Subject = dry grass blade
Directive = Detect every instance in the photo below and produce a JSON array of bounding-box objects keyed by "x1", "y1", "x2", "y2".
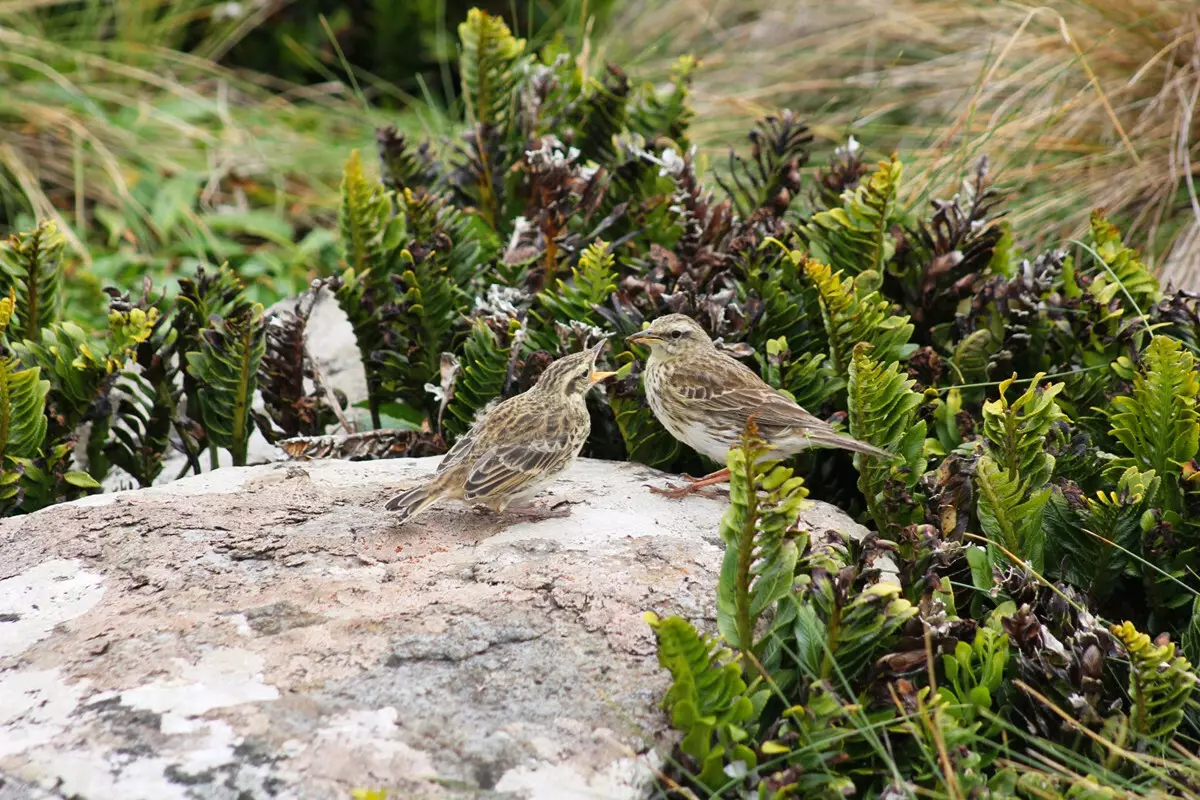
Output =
[{"x1": 602, "y1": 0, "x2": 1200, "y2": 288}]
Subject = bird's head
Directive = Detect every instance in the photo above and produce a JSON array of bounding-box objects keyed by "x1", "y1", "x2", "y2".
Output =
[
  {"x1": 626, "y1": 314, "x2": 713, "y2": 359},
  {"x1": 534, "y1": 340, "x2": 617, "y2": 397}
]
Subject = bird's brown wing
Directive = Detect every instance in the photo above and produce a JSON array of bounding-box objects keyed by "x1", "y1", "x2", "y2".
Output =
[
  {"x1": 669, "y1": 353, "x2": 830, "y2": 434},
  {"x1": 667, "y1": 352, "x2": 893, "y2": 456},
  {"x1": 462, "y1": 438, "x2": 575, "y2": 501},
  {"x1": 436, "y1": 397, "x2": 505, "y2": 475}
]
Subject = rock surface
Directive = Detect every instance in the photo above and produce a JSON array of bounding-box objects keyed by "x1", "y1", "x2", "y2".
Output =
[{"x1": 0, "y1": 457, "x2": 868, "y2": 800}]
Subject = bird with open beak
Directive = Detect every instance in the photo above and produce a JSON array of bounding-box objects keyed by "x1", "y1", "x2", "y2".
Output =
[{"x1": 385, "y1": 340, "x2": 617, "y2": 524}]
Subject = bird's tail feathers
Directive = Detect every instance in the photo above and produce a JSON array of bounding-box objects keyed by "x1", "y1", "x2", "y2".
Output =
[
  {"x1": 384, "y1": 477, "x2": 446, "y2": 524},
  {"x1": 802, "y1": 427, "x2": 893, "y2": 459}
]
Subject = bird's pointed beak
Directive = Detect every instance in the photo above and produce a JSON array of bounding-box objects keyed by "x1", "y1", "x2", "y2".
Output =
[
  {"x1": 626, "y1": 330, "x2": 660, "y2": 345},
  {"x1": 588, "y1": 370, "x2": 618, "y2": 385}
]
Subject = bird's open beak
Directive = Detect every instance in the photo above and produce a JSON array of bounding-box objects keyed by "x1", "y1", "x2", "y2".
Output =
[
  {"x1": 589, "y1": 370, "x2": 618, "y2": 385},
  {"x1": 626, "y1": 330, "x2": 661, "y2": 345}
]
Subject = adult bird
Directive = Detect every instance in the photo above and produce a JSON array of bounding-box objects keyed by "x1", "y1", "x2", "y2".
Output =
[
  {"x1": 384, "y1": 341, "x2": 616, "y2": 523},
  {"x1": 627, "y1": 314, "x2": 891, "y2": 498}
]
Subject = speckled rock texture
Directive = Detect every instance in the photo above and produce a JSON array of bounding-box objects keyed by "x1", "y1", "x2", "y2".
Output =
[{"x1": 0, "y1": 457, "x2": 867, "y2": 800}]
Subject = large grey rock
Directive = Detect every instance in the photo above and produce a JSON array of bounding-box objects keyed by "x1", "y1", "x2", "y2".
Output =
[{"x1": 0, "y1": 457, "x2": 869, "y2": 799}]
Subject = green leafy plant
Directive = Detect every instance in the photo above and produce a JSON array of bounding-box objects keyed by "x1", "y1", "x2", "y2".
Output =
[
  {"x1": 185, "y1": 303, "x2": 267, "y2": 467},
  {"x1": 1110, "y1": 621, "x2": 1195, "y2": 749},
  {"x1": 0, "y1": 221, "x2": 64, "y2": 341},
  {"x1": 717, "y1": 419, "x2": 809, "y2": 652},
  {"x1": 847, "y1": 341, "x2": 925, "y2": 537},
  {"x1": 645, "y1": 612, "x2": 763, "y2": 792},
  {"x1": 975, "y1": 374, "x2": 1064, "y2": 572}
]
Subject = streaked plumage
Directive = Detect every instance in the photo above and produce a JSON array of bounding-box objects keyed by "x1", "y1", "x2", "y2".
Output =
[
  {"x1": 627, "y1": 314, "x2": 890, "y2": 495},
  {"x1": 385, "y1": 342, "x2": 615, "y2": 524}
]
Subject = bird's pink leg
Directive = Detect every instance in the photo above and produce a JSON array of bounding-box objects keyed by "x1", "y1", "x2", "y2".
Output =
[{"x1": 649, "y1": 468, "x2": 732, "y2": 500}]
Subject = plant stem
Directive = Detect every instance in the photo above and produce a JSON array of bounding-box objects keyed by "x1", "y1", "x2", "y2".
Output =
[{"x1": 735, "y1": 455, "x2": 757, "y2": 657}]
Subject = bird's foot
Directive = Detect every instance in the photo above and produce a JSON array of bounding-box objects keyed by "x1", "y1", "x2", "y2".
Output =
[
  {"x1": 476, "y1": 498, "x2": 575, "y2": 521},
  {"x1": 648, "y1": 468, "x2": 731, "y2": 500},
  {"x1": 503, "y1": 500, "x2": 574, "y2": 521}
]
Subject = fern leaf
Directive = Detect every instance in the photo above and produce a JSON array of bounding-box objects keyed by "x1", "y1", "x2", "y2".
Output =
[
  {"x1": 444, "y1": 318, "x2": 522, "y2": 440},
  {"x1": 1084, "y1": 213, "x2": 1159, "y2": 312},
  {"x1": 975, "y1": 455, "x2": 1052, "y2": 571},
  {"x1": 0, "y1": 357, "x2": 49, "y2": 462},
  {"x1": 758, "y1": 338, "x2": 845, "y2": 413},
  {"x1": 982, "y1": 373, "x2": 1065, "y2": 488},
  {"x1": 975, "y1": 374, "x2": 1064, "y2": 570},
  {"x1": 185, "y1": 303, "x2": 266, "y2": 466},
  {"x1": 1111, "y1": 621, "x2": 1195, "y2": 747},
  {"x1": 1044, "y1": 467, "x2": 1158, "y2": 602},
  {"x1": 802, "y1": 576, "x2": 918, "y2": 683},
  {"x1": 803, "y1": 258, "x2": 915, "y2": 374},
  {"x1": 457, "y1": 9, "x2": 526, "y2": 228},
  {"x1": 1108, "y1": 336, "x2": 1199, "y2": 501},
  {"x1": 378, "y1": 239, "x2": 458, "y2": 418},
  {"x1": 458, "y1": 9, "x2": 526, "y2": 132},
  {"x1": 718, "y1": 419, "x2": 809, "y2": 652},
  {"x1": 13, "y1": 322, "x2": 110, "y2": 445},
  {"x1": 848, "y1": 342, "x2": 926, "y2": 535},
  {"x1": 530, "y1": 239, "x2": 617, "y2": 350},
  {"x1": 338, "y1": 149, "x2": 395, "y2": 283},
  {"x1": 804, "y1": 156, "x2": 903, "y2": 276},
  {"x1": 645, "y1": 613, "x2": 761, "y2": 791},
  {"x1": 0, "y1": 220, "x2": 66, "y2": 340}
]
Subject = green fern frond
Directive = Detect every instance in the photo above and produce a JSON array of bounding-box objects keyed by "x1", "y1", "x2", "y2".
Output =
[
  {"x1": 0, "y1": 220, "x2": 66, "y2": 340},
  {"x1": 1084, "y1": 213, "x2": 1159, "y2": 312},
  {"x1": 458, "y1": 9, "x2": 526, "y2": 132},
  {"x1": 802, "y1": 577, "x2": 918, "y2": 683},
  {"x1": 444, "y1": 318, "x2": 522, "y2": 440},
  {"x1": 975, "y1": 374, "x2": 1064, "y2": 571},
  {"x1": 1108, "y1": 336, "x2": 1199, "y2": 500},
  {"x1": 339, "y1": 149, "x2": 395, "y2": 283},
  {"x1": 105, "y1": 368, "x2": 173, "y2": 488},
  {"x1": 982, "y1": 373, "x2": 1065, "y2": 488},
  {"x1": 848, "y1": 342, "x2": 927, "y2": 536},
  {"x1": 0, "y1": 356, "x2": 48, "y2": 462},
  {"x1": 611, "y1": 351, "x2": 681, "y2": 469},
  {"x1": 758, "y1": 339, "x2": 845, "y2": 413},
  {"x1": 1111, "y1": 621, "x2": 1195, "y2": 747},
  {"x1": 718, "y1": 419, "x2": 809, "y2": 652},
  {"x1": 803, "y1": 259, "x2": 915, "y2": 374},
  {"x1": 175, "y1": 264, "x2": 247, "y2": 346},
  {"x1": 185, "y1": 303, "x2": 266, "y2": 466},
  {"x1": 13, "y1": 322, "x2": 111, "y2": 444},
  {"x1": 1044, "y1": 467, "x2": 1158, "y2": 602},
  {"x1": 742, "y1": 261, "x2": 827, "y2": 358},
  {"x1": 804, "y1": 156, "x2": 904, "y2": 276},
  {"x1": 380, "y1": 243, "x2": 458, "y2": 417},
  {"x1": 645, "y1": 612, "x2": 762, "y2": 791},
  {"x1": 530, "y1": 239, "x2": 617, "y2": 350}
]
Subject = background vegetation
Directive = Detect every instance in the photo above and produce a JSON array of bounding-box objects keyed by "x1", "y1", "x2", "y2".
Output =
[{"x1": 4, "y1": 1, "x2": 1200, "y2": 797}]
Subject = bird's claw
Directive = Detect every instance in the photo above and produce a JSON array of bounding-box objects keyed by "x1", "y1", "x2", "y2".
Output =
[{"x1": 648, "y1": 482, "x2": 726, "y2": 501}]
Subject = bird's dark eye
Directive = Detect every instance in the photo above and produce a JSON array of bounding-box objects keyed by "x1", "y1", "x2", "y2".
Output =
[{"x1": 671, "y1": 330, "x2": 683, "y2": 339}]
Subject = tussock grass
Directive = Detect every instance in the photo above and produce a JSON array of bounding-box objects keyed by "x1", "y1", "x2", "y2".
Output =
[
  {"x1": 602, "y1": 0, "x2": 1200, "y2": 289},
  {"x1": 0, "y1": 0, "x2": 416, "y2": 257}
]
